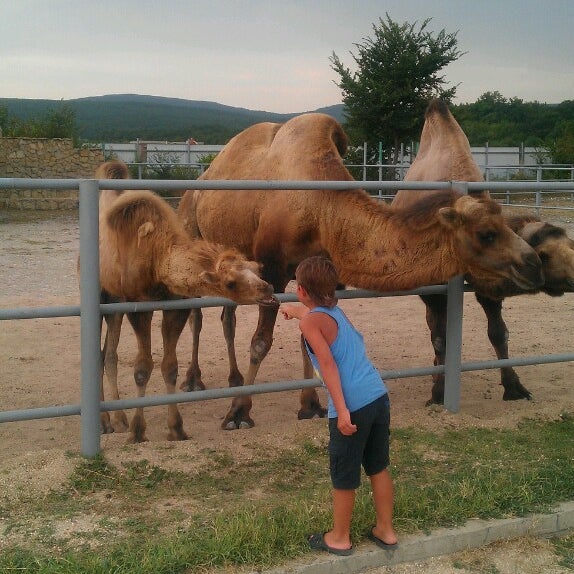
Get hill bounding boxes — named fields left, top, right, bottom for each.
left=0, top=94, right=346, bottom=144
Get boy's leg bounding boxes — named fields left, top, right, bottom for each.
left=370, top=468, right=398, bottom=545
left=324, top=488, right=355, bottom=550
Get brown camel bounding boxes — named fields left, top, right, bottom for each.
left=176, top=112, right=543, bottom=430
left=392, top=99, right=574, bottom=405
left=95, top=160, right=275, bottom=442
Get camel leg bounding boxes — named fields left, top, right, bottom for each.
left=297, top=334, right=327, bottom=419
left=100, top=313, right=113, bottom=434
left=475, top=294, right=532, bottom=401
left=221, top=305, right=244, bottom=387
left=126, top=311, right=155, bottom=443
left=161, top=309, right=191, bottom=441
left=420, top=294, right=449, bottom=405
left=181, top=308, right=206, bottom=391
left=101, top=311, right=130, bottom=433
left=221, top=304, right=278, bottom=430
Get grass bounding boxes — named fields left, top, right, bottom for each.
left=1, top=414, right=573, bottom=573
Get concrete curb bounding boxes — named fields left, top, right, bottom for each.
left=266, top=501, right=574, bottom=574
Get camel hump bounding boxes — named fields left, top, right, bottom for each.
left=330, top=116, right=348, bottom=157
left=425, top=98, right=450, bottom=119
left=106, top=190, right=182, bottom=240
left=95, top=160, right=130, bottom=180
left=281, top=113, right=348, bottom=157
left=177, top=189, right=202, bottom=238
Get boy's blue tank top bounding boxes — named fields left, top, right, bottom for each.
left=305, top=305, right=387, bottom=418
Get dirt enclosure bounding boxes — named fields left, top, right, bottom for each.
left=1, top=210, right=574, bottom=500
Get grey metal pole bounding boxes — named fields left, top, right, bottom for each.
left=444, top=181, right=468, bottom=412
left=79, top=179, right=102, bottom=457
left=444, top=274, right=465, bottom=412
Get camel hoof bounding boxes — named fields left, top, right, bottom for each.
left=180, top=382, right=206, bottom=392
left=111, top=414, right=129, bottom=433
left=167, top=429, right=189, bottom=441
left=101, top=423, right=114, bottom=435
left=502, top=389, right=532, bottom=401
left=222, top=418, right=255, bottom=431
left=425, top=398, right=442, bottom=407
left=127, top=434, right=148, bottom=444
left=297, top=406, right=327, bottom=420
left=180, top=378, right=206, bottom=391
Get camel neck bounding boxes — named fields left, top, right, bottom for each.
left=321, top=194, right=461, bottom=291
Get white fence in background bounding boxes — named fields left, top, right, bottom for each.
left=101, top=140, right=573, bottom=182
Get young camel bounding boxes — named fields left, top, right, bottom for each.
left=95, top=160, right=275, bottom=442
left=392, top=98, right=574, bottom=404
left=175, top=112, right=543, bottom=430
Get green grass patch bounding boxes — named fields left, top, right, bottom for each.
left=1, top=414, right=573, bottom=573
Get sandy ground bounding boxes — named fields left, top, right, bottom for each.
left=0, top=211, right=573, bottom=573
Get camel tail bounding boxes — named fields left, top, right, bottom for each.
left=95, top=160, right=130, bottom=180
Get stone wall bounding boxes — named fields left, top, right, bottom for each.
left=0, top=138, right=104, bottom=210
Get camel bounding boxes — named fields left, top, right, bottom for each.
left=175, top=112, right=543, bottom=430
left=392, top=99, right=574, bottom=405
left=94, top=160, right=275, bottom=442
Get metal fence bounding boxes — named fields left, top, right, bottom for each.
left=0, top=177, right=573, bottom=457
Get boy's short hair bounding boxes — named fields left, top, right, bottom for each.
left=295, top=256, right=339, bottom=308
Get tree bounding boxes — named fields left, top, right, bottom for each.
left=330, top=14, right=463, bottom=170
left=0, top=101, right=78, bottom=143
left=42, top=103, right=78, bottom=142
left=549, top=121, right=574, bottom=165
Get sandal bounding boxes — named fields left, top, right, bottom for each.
left=308, top=532, right=353, bottom=556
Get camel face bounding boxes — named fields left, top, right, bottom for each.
left=518, top=221, right=574, bottom=296
left=439, top=196, right=543, bottom=290
left=200, top=251, right=276, bottom=306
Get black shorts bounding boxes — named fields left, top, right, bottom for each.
left=328, top=394, right=390, bottom=490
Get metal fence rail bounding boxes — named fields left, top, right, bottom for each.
left=0, top=177, right=573, bottom=457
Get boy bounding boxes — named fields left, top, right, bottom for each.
left=280, top=256, right=397, bottom=556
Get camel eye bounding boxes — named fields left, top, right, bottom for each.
left=478, top=231, right=497, bottom=246
left=225, top=280, right=237, bottom=290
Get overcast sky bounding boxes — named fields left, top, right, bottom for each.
left=2, top=0, right=572, bottom=113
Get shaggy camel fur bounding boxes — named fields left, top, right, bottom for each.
left=95, top=160, right=275, bottom=442
left=176, top=112, right=543, bottom=430
left=392, top=99, right=574, bottom=404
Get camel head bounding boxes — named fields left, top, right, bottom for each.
left=438, top=195, right=544, bottom=291
left=197, top=248, right=277, bottom=306
left=517, top=221, right=574, bottom=296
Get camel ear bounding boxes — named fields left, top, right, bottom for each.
left=137, top=221, right=155, bottom=247
left=438, top=207, right=463, bottom=229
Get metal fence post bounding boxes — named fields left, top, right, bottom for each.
left=79, top=179, right=102, bottom=457
left=443, top=181, right=468, bottom=412
left=444, top=275, right=465, bottom=412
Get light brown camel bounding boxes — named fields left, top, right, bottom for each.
left=392, top=98, right=574, bottom=404
left=175, top=112, right=543, bottom=430
left=95, top=160, right=275, bottom=442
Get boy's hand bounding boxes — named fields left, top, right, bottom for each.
left=280, top=303, right=307, bottom=320
left=337, top=408, right=357, bottom=436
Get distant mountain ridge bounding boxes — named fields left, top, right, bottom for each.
left=0, top=94, right=346, bottom=144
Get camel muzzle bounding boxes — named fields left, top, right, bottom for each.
left=509, top=252, right=544, bottom=291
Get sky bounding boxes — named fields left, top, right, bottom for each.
left=1, top=0, right=573, bottom=114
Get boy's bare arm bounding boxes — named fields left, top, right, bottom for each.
left=279, top=303, right=309, bottom=320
